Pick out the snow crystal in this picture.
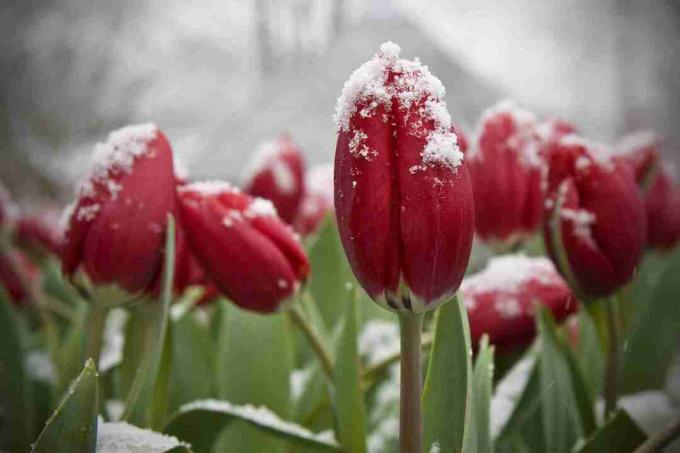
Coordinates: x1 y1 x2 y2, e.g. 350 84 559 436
359 320 400 365
25 351 57 384
222 210 243 229
59 201 76 233
76 203 100 222
180 180 239 196
616 130 658 155
179 400 339 446
469 99 541 167
428 442 441 453
334 41 462 172
461 253 559 296
290 367 313 401
561 208 596 246
244 197 277 218
96 419 190 453
495 298 523 319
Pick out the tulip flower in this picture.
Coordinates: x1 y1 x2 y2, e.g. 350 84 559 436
645 169 680 250
461 254 577 351
467 101 545 247
543 135 646 299
334 41 474 313
61 124 176 296
177 181 310 313
243 134 306 224
293 163 334 236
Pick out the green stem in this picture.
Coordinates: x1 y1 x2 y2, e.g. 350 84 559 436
633 416 680 453
603 297 621 417
85 304 107 367
399 312 423 453
288 303 334 379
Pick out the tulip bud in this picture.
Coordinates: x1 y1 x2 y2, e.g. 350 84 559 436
645 168 680 250
243 134 306 224
333 42 474 313
461 254 577 351
467 101 544 246
293 163 334 236
61 124 176 297
543 135 646 299
177 181 310 313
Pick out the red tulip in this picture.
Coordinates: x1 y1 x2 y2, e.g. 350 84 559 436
452 124 469 153
15 210 62 256
293 163 334 236
461 254 577 351
467 101 544 246
615 130 660 188
177 181 310 313
536 117 577 144
61 124 176 295
243 134 306 224
333 42 474 313
0 250 38 305
543 135 646 299
645 169 680 250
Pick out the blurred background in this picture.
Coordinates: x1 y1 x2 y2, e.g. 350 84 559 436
1 0 679 202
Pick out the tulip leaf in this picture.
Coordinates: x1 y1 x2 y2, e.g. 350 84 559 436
308 216 355 329
471 335 495 453
55 301 88 393
574 409 646 453
97 419 192 452
164 399 340 452
561 342 597 436
333 292 367 453
213 304 294 452
536 307 582 453
575 306 604 398
0 291 35 452
622 248 680 393
122 215 176 427
422 295 473 453
32 359 99 453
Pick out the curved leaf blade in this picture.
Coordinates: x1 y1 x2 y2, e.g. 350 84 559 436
472 335 494 453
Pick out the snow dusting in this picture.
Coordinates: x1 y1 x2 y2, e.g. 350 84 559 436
559 134 614 169
359 320 400 365
616 130 658 155
495 298 523 319
96 419 190 453
180 180 240 196
334 41 463 172
561 208 596 246
244 197 277 218
461 253 560 296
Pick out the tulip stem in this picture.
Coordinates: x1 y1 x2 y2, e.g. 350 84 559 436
85 304 107 367
603 296 621 417
399 312 424 453
289 304 334 379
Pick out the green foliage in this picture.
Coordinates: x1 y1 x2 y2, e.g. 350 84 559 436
422 295 473 453
471 335 494 453
575 409 646 453
32 359 98 453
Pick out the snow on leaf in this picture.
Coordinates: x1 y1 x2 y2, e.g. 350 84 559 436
96 419 190 453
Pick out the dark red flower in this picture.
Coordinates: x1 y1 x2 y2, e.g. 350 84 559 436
292 163 334 236
645 169 680 250
243 134 306 224
543 135 646 298
461 254 577 351
0 250 38 305
467 101 544 246
333 42 474 313
15 210 62 256
177 181 310 313
61 124 177 295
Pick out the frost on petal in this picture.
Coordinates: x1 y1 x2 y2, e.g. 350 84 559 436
461 253 560 295
179 180 240 197
560 208 597 247
245 197 277 219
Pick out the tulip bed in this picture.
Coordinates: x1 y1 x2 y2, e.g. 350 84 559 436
1 42 680 453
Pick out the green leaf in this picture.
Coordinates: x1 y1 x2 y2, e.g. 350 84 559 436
575 306 604 398
471 335 494 453
122 215 176 427
622 248 680 392
333 292 367 453
165 399 340 452
55 300 88 394
575 409 646 453
562 343 597 436
0 291 35 452
536 307 582 453
32 359 99 453
308 216 355 329
422 295 472 453
97 420 192 452
214 305 294 453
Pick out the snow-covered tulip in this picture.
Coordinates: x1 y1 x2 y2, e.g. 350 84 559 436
177 181 310 313
543 135 646 299
293 163 334 236
334 42 474 313
61 124 176 296
645 169 680 250
467 101 544 247
243 134 306 224
461 254 577 351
